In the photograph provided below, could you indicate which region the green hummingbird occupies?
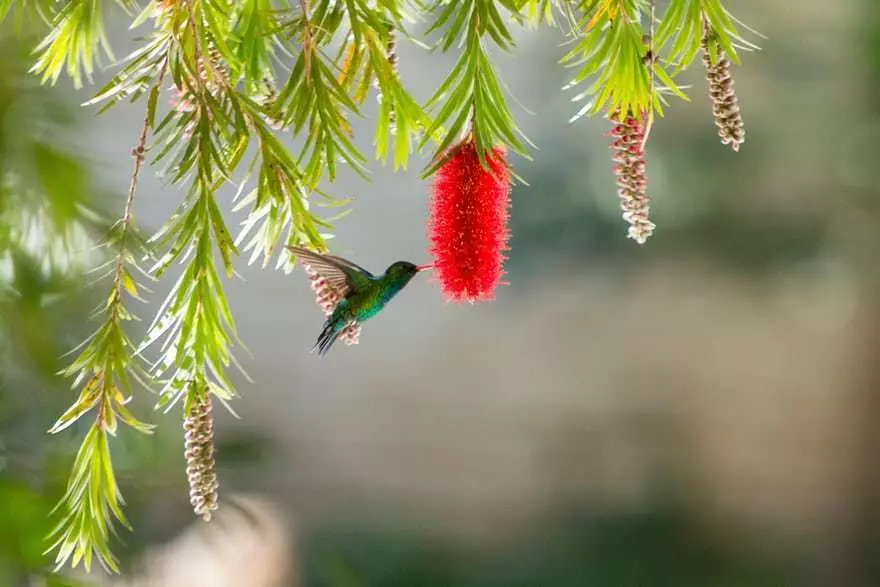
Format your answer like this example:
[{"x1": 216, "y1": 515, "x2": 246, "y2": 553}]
[{"x1": 287, "y1": 246, "x2": 432, "y2": 356}]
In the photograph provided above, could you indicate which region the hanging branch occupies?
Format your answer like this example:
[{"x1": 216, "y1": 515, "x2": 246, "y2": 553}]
[
  {"x1": 701, "y1": 15, "x2": 746, "y2": 150},
  {"x1": 563, "y1": 0, "x2": 756, "y2": 241},
  {"x1": 563, "y1": 0, "x2": 686, "y2": 128},
  {"x1": 46, "y1": 65, "x2": 165, "y2": 573},
  {"x1": 300, "y1": 0, "x2": 429, "y2": 173},
  {"x1": 421, "y1": 0, "x2": 533, "y2": 175},
  {"x1": 31, "y1": 0, "x2": 112, "y2": 88},
  {"x1": 274, "y1": 0, "x2": 367, "y2": 187},
  {"x1": 654, "y1": 0, "x2": 755, "y2": 151},
  {"x1": 137, "y1": 1, "x2": 246, "y2": 525},
  {"x1": 605, "y1": 1, "x2": 655, "y2": 244},
  {"x1": 565, "y1": 0, "x2": 667, "y2": 243}
]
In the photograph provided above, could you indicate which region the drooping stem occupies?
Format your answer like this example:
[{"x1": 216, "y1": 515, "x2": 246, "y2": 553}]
[
  {"x1": 46, "y1": 63, "x2": 167, "y2": 574},
  {"x1": 114, "y1": 64, "x2": 167, "y2": 295},
  {"x1": 299, "y1": 0, "x2": 313, "y2": 82},
  {"x1": 640, "y1": 0, "x2": 656, "y2": 152}
]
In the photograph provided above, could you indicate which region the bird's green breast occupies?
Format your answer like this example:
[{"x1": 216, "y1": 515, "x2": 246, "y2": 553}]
[{"x1": 348, "y1": 278, "x2": 408, "y2": 321}]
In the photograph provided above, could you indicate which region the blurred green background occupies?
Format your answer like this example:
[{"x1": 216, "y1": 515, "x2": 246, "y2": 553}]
[{"x1": 3, "y1": 1, "x2": 880, "y2": 585}]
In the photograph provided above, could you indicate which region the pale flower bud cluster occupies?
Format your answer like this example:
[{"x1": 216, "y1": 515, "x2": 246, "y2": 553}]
[
  {"x1": 608, "y1": 110, "x2": 655, "y2": 244},
  {"x1": 305, "y1": 264, "x2": 361, "y2": 345}
]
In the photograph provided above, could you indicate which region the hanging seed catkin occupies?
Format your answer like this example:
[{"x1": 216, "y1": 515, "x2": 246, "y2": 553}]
[
  {"x1": 609, "y1": 110, "x2": 654, "y2": 244},
  {"x1": 184, "y1": 395, "x2": 219, "y2": 521},
  {"x1": 701, "y1": 25, "x2": 746, "y2": 151}
]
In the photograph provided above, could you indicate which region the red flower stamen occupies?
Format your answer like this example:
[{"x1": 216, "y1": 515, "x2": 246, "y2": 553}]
[{"x1": 427, "y1": 140, "x2": 511, "y2": 303}]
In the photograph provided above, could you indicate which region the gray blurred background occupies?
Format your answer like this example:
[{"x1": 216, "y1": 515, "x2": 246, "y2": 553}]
[{"x1": 4, "y1": 0, "x2": 880, "y2": 585}]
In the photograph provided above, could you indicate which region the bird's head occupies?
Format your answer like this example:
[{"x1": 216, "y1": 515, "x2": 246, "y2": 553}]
[{"x1": 385, "y1": 261, "x2": 432, "y2": 282}]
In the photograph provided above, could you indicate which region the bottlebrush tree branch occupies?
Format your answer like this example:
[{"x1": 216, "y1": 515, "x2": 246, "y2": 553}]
[
  {"x1": 0, "y1": 0, "x2": 761, "y2": 573},
  {"x1": 46, "y1": 67, "x2": 163, "y2": 573},
  {"x1": 30, "y1": 0, "x2": 139, "y2": 88},
  {"x1": 562, "y1": 0, "x2": 687, "y2": 123},
  {"x1": 331, "y1": 1, "x2": 431, "y2": 171},
  {"x1": 136, "y1": 0, "x2": 243, "y2": 435},
  {"x1": 421, "y1": 0, "x2": 533, "y2": 175},
  {"x1": 655, "y1": 0, "x2": 759, "y2": 73},
  {"x1": 274, "y1": 0, "x2": 368, "y2": 187}
]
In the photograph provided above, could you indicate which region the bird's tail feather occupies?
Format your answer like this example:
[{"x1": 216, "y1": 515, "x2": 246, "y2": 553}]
[{"x1": 312, "y1": 318, "x2": 343, "y2": 356}]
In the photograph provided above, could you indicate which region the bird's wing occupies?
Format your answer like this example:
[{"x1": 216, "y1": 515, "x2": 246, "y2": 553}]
[
  {"x1": 287, "y1": 246, "x2": 373, "y2": 297},
  {"x1": 323, "y1": 254, "x2": 375, "y2": 278}
]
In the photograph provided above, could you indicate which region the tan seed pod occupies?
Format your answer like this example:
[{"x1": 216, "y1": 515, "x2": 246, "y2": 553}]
[
  {"x1": 701, "y1": 25, "x2": 746, "y2": 151},
  {"x1": 184, "y1": 395, "x2": 219, "y2": 521}
]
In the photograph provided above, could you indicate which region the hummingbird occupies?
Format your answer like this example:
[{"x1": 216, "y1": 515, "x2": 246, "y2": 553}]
[{"x1": 287, "y1": 246, "x2": 432, "y2": 356}]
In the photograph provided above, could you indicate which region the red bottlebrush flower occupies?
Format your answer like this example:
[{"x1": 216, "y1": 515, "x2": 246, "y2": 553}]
[
  {"x1": 304, "y1": 263, "x2": 361, "y2": 345},
  {"x1": 427, "y1": 141, "x2": 511, "y2": 302}
]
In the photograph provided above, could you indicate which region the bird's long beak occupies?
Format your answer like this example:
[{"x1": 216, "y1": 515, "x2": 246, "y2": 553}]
[{"x1": 416, "y1": 264, "x2": 434, "y2": 272}]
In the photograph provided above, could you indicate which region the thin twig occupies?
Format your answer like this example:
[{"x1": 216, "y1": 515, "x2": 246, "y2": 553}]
[
  {"x1": 299, "y1": 0, "x2": 313, "y2": 82},
  {"x1": 113, "y1": 65, "x2": 168, "y2": 296},
  {"x1": 186, "y1": 1, "x2": 214, "y2": 89},
  {"x1": 185, "y1": 0, "x2": 202, "y2": 79},
  {"x1": 184, "y1": 0, "x2": 229, "y2": 92},
  {"x1": 468, "y1": 13, "x2": 480, "y2": 144},
  {"x1": 640, "y1": 0, "x2": 656, "y2": 152},
  {"x1": 386, "y1": 24, "x2": 398, "y2": 127}
]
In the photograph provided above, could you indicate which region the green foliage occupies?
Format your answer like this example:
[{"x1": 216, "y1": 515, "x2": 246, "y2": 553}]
[
  {"x1": 31, "y1": 0, "x2": 138, "y2": 88},
  {"x1": 520, "y1": 0, "x2": 559, "y2": 27},
  {"x1": 46, "y1": 220, "x2": 154, "y2": 572},
  {"x1": 421, "y1": 0, "x2": 532, "y2": 174},
  {"x1": 47, "y1": 426, "x2": 134, "y2": 573},
  {"x1": 0, "y1": 0, "x2": 759, "y2": 575},
  {"x1": 655, "y1": 0, "x2": 757, "y2": 72}
]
